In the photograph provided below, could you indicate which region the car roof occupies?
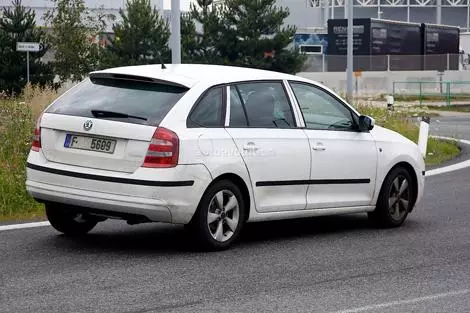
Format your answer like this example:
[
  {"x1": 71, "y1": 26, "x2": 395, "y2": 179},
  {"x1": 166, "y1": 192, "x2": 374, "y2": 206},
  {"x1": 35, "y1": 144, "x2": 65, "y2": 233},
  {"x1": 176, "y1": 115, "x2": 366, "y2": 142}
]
[{"x1": 91, "y1": 64, "x2": 311, "y2": 88}]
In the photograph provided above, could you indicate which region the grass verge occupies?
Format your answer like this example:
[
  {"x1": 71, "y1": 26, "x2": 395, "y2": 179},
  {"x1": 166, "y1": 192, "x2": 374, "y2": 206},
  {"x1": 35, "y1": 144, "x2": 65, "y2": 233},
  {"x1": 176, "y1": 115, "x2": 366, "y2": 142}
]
[
  {"x1": 392, "y1": 94, "x2": 470, "y2": 102},
  {"x1": 357, "y1": 105, "x2": 461, "y2": 166},
  {"x1": 0, "y1": 85, "x2": 57, "y2": 222}
]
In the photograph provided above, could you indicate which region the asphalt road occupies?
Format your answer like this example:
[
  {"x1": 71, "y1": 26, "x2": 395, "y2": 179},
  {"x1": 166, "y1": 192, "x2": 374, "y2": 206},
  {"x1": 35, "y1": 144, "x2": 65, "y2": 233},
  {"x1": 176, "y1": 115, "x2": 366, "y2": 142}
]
[
  {"x1": 430, "y1": 112, "x2": 470, "y2": 139},
  {"x1": 1, "y1": 113, "x2": 469, "y2": 313}
]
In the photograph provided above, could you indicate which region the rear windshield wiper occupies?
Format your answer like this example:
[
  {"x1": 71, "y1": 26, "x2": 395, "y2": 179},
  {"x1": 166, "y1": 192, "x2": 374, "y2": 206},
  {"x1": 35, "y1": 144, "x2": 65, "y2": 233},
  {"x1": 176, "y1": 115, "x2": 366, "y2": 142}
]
[{"x1": 91, "y1": 110, "x2": 148, "y2": 121}]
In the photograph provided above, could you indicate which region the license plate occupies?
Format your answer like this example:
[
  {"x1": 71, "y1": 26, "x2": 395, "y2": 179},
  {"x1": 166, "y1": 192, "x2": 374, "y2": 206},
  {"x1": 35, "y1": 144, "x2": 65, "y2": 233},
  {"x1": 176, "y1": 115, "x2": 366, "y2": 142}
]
[{"x1": 64, "y1": 134, "x2": 116, "y2": 154}]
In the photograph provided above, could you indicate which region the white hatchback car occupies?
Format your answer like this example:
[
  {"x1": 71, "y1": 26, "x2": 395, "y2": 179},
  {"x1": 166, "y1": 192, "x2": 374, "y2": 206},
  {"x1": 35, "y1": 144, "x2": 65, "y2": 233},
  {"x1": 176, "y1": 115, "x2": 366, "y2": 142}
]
[{"x1": 26, "y1": 64, "x2": 425, "y2": 249}]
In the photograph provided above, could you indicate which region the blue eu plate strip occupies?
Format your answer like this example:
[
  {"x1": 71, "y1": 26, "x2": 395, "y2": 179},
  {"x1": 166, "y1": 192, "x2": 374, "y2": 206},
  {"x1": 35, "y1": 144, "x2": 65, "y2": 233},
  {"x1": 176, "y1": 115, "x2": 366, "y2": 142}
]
[{"x1": 64, "y1": 134, "x2": 71, "y2": 148}]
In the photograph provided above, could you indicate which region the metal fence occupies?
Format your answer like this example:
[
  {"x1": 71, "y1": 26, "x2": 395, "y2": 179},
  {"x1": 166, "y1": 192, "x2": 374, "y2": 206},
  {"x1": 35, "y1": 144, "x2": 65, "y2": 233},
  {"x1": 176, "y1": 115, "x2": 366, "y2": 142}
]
[
  {"x1": 392, "y1": 81, "x2": 470, "y2": 106},
  {"x1": 302, "y1": 54, "x2": 468, "y2": 72}
]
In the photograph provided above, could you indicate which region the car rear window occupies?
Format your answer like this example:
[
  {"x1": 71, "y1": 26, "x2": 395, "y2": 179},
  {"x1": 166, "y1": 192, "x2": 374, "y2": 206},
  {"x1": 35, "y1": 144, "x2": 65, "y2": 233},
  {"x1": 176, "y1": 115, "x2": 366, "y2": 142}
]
[{"x1": 46, "y1": 77, "x2": 188, "y2": 126}]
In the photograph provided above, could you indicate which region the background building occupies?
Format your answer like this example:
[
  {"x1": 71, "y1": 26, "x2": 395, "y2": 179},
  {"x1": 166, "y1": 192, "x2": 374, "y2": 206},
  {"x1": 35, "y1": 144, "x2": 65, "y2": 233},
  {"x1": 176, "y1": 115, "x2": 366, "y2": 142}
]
[{"x1": 284, "y1": 0, "x2": 469, "y2": 32}]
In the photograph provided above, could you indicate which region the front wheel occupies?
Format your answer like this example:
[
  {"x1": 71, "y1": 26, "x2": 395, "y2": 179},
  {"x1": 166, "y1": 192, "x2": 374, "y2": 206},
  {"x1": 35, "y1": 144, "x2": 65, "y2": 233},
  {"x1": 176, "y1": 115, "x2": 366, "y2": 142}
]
[
  {"x1": 369, "y1": 166, "x2": 415, "y2": 228},
  {"x1": 46, "y1": 204, "x2": 98, "y2": 236},
  {"x1": 188, "y1": 180, "x2": 246, "y2": 250}
]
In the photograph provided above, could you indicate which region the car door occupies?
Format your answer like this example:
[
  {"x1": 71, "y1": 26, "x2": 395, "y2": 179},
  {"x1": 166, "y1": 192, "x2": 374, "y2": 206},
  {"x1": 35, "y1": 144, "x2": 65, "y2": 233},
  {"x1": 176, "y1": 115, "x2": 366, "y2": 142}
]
[
  {"x1": 224, "y1": 81, "x2": 311, "y2": 212},
  {"x1": 288, "y1": 81, "x2": 378, "y2": 209}
]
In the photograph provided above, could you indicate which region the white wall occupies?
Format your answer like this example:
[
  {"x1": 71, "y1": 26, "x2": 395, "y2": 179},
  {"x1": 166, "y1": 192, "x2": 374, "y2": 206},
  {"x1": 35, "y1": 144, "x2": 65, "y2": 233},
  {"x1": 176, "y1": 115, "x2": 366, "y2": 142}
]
[{"x1": 461, "y1": 33, "x2": 470, "y2": 53}]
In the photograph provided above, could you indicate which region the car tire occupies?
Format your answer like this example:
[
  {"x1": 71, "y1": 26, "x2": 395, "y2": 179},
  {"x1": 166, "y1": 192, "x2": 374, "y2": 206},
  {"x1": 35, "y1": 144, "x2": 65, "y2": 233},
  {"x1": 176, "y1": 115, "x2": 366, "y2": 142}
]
[
  {"x1": 188, "y1": 180, "x2": 246, "y2": 251},
  {"x1": 369, "y1": 166, "x2": 415, "y2": 228},
  {"x1": 46, "y1": 204, "x2": 98, "y2": 236}
]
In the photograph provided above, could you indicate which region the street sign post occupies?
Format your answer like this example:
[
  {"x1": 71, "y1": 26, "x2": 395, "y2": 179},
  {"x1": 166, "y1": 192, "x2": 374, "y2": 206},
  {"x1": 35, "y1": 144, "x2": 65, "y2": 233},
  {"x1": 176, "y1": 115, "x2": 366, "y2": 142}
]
[
  {"x1": 16, "y1": 42, "x2": 43, "y2": 83},
  {"x1": 16, "y1": 42, "x2": 41, "y2": 52}
]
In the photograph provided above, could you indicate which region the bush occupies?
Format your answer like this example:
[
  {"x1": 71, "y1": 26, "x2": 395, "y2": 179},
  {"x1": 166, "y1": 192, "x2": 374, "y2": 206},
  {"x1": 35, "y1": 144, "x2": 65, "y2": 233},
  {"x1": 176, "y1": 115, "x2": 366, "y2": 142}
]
[{"x1": 0, "y1": 85, "x2": 56, "y2": 220}]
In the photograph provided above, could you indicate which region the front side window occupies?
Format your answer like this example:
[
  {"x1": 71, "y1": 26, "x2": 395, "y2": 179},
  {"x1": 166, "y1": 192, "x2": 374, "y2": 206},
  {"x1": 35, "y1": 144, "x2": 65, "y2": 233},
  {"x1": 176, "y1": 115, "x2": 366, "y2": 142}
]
[
  {"x1": 188, "y1": 87, "x2": 224, "y2": 127},
  {"x1": 290, "y1": 82, "x2": 355, "y2": 131},
  {"x1": 235, "y1": 82, "x2": 295, "y2": 128}
]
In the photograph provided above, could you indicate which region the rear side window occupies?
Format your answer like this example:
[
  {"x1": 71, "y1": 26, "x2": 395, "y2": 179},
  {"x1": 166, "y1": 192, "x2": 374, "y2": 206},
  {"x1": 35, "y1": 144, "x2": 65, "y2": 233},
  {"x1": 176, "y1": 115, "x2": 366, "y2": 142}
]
[
  {"x1": 235, "y1": 82, "x2": 295, "y2": 128},
  {"x1": 188, "y1": 87, "x2": 224, "y2": 127},
  {"x1": 229, "y1": 86, "x2": 248, "y2": 127},
  {"x1": 46, "y1": 78, "x2": 188, "y2": 126}
]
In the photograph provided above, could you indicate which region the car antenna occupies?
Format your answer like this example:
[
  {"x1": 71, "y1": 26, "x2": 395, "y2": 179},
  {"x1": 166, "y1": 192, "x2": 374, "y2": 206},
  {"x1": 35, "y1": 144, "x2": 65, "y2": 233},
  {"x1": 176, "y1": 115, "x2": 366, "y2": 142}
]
[
  {"x1": 158, "y1": 51, "x2": 166, "y2": 70},
  {"x1": 158, "y1": 52, "x2": 166, "y2": 69}
]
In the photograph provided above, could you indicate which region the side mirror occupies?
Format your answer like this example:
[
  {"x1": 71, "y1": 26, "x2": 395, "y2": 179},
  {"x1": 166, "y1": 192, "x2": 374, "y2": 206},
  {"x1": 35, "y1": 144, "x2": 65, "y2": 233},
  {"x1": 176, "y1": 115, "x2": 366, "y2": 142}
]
[{"x1": 358, "y1": 115, "x2": 375, "y2": 132}]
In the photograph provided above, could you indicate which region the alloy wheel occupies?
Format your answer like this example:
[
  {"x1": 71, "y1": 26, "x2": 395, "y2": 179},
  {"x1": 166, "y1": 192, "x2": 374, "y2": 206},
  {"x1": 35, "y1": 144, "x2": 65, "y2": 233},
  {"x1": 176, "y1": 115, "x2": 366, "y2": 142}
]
[
  {"x1": 388, "y1": 175, "x2": 411, "y2": 221},
  {"x1": 207, "y1": 190, "x2": 240, "y2": 242}
]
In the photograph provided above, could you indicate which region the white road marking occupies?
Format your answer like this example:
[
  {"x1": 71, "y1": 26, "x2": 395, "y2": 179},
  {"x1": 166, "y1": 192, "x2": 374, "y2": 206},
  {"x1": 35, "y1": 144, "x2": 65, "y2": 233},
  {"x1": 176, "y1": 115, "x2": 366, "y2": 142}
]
[
  {"x1": 0, "y1": 221, "x2": 50, "y2": 231},
  {"x1": 427, "y1": 137, "x2": 470, "y2": 177},
  {"x1": 332, "y1": 289, "x2": 470, "y2": 313}
]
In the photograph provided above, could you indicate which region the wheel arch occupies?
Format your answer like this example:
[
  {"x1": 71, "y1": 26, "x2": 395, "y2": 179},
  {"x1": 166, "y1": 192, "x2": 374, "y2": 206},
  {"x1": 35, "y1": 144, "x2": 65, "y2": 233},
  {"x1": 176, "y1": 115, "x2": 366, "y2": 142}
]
[
  {"x1": 382, "y1": 161, "x2": 419, "y2": 212},
  {"x1": 199, "y1": 173, "x2": 252, "y2": 222}
]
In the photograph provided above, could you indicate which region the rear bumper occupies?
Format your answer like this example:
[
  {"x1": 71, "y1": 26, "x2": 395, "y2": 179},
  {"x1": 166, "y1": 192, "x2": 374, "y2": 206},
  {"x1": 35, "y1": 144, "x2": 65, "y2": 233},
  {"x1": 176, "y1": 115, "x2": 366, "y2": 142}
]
[
  {"x1": 27, "y1": 180, "x2": 173, "y2": 222},
  {"x1": 26, "y1": 151, "x2": 212, "y2": 224}
]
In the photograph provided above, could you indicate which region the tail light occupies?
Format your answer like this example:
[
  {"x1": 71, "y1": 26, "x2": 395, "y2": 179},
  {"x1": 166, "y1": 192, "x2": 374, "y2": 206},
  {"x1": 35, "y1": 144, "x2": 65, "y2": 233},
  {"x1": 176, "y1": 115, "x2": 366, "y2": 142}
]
[
  {"x1": 142, "y1": 127, "x2": 179, "y2": 168},
  {"x1": 31, "y1": 113, "x2": 43, "y2": 152}
]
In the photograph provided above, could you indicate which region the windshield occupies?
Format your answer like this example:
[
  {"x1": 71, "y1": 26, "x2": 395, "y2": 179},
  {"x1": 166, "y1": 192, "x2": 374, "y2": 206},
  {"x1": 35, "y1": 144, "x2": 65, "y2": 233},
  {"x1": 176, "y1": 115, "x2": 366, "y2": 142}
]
[{"x1": 46, "y1": 78, "x2": 188, "y2": 126}]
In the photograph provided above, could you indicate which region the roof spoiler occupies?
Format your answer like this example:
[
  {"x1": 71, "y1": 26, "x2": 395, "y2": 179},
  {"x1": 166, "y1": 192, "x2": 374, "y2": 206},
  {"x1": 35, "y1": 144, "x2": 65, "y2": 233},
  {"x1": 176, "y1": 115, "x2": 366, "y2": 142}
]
[{"x1": 89, "y1": 72, "x2": 189, "y2": 89}]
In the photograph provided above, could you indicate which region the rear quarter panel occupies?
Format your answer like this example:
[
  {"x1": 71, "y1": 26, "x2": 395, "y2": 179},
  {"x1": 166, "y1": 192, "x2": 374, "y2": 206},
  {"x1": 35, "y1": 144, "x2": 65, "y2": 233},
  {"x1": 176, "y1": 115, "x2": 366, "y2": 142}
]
[{"x1": 159, "y1": 81, "x2": 257, "y2": 221}]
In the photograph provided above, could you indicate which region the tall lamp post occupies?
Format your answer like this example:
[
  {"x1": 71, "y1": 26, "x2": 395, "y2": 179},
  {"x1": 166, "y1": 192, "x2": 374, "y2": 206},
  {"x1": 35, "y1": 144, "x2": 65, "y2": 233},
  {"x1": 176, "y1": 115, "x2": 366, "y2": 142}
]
[{"x1": 171, "y1": 0, "x2": 181, "y2": 64}]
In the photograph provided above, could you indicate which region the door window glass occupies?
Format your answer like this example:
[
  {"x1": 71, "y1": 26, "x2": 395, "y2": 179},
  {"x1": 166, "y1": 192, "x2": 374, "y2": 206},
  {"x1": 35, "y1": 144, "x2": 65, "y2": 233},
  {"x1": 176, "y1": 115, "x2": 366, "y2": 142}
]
[
  {"x1": 290, "y1": 82, "x2": 355, "y2": 131},
  {"x1": 235, "y1": 82, "x2": 295, "y2": 128},
  {"x1": 229, "y1": 86, "x2": 248, "y2": 127}
]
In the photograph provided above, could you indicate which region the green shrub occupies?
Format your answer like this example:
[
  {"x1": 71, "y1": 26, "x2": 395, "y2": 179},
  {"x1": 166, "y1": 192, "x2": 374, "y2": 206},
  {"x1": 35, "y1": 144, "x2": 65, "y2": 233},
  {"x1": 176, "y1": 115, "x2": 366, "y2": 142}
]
[{"x1": 0, "y1": 85, "x2": 57, "y2": 221}]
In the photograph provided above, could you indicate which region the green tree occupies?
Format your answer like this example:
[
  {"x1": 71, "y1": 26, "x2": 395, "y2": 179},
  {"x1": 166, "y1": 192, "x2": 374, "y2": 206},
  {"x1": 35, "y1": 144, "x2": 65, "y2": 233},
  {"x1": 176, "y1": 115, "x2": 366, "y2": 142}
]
[
  {"x1": 103, "y1": 0, "x2": 170, "y2": 67},
  {"x1": 44, "y1": 0, "x2": 106, "y2": 82},
  {"x1": 220, "y1": 0, "x2": 305, "y2": 73},
  {"x1": 0, "y1": 0, "x2": 53, "y2": 93},
  {"x1": 181, "y1": 13, "x2": 199, "y2": 63},
  {"x1": 183, "y1": 0, "x2": 224, "y2": 64},
  {"x1": 183, "y1": 0, "x2": 305, "y2": 73}
]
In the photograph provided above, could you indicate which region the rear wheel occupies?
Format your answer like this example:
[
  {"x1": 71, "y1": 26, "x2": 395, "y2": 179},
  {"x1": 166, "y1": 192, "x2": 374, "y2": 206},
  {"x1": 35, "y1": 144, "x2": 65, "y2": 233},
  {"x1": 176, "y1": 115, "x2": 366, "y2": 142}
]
[
  {"x1": 46, "y1": 204, "x2": 98, "y2": 236},
  {"x1": 188, "y1": 180, "x2": 246, "y2": 250},
  {"x1": 369, "y1": 166, "x2": 414, "y2": 227}
]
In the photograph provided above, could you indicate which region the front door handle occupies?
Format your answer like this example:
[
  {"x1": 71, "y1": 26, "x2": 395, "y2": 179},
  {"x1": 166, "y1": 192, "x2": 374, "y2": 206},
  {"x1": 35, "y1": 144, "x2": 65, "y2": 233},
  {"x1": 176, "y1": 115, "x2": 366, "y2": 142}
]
[{"x1": 312, "y1": 143, "x2": 326, "y2": 151}]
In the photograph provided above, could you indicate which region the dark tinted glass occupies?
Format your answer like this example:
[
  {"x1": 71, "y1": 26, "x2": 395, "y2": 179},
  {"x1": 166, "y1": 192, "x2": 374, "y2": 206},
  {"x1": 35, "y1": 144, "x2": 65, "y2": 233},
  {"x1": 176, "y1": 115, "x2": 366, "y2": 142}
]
[
  {"x1": 236, "y1": 82, "x2": 294, "y2": 128},
  {"x1": 189, "y1": 87, "x2": 224, "y2": 127},
  {"x1": 229, "y1": 86, "x2": 248, "y2": 127},
  {"x1": 46, "y1": 78, "x2": 188, "y2": 126}
]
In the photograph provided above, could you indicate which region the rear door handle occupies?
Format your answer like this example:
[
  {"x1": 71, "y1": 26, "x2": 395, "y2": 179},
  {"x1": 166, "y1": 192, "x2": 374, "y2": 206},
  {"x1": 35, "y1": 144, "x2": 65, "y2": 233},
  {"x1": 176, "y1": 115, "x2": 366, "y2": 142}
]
[
  {"x1": 243, "y1": 142, "x2": 258, "y2": 151},
  {"x1": 312, "y1": 143, "x2": 326, "y2": 151}
]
